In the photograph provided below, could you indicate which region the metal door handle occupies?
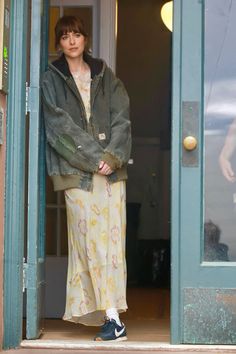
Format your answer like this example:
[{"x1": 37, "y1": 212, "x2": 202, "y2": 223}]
[{"x1": 183, "y1": 136, "x2": 197, "y2": 151}]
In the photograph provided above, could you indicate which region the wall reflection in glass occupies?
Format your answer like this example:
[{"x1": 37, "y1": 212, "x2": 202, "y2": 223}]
[{"x1": 204, "y1": 0, "x2": 236, "y2": 261}]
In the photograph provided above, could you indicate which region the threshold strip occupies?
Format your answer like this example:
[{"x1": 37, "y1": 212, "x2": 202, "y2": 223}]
[{"x1": 21, "y1": 340, "x2": 236, "y2": 352}]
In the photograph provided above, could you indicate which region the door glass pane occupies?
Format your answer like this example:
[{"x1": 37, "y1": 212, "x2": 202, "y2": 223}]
[{"x1": 204, "y1": 0, "x2": 236, "y2": 261}]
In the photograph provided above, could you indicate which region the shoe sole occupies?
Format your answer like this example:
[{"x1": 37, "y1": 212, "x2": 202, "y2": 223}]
[{"x1": 94, "y1": 336, "x2": 127, "y2": 342}]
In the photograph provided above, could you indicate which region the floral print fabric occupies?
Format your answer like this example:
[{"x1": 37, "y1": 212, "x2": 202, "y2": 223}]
[
  {"x1": 72, "y1": 69, "x2": 91, "y2": 122},
  {"x1": 63, "y1": 173, "x2": 128, "y2": 326}
]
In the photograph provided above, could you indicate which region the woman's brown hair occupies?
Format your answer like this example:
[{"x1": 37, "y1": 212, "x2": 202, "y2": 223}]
[{"x1": 55, "y1": 15, "x2": 88, "y2": 49}]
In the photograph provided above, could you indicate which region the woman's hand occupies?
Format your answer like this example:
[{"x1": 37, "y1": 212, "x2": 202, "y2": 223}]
[
  {"x1": 98, "y1": 161, "x2": 113, "y2": 175},
  {"x1": 219, "y1": 154, "x2": 236, "y2": 182},
  {"x1": 218, "y1": 118, "x2": 236, "y2": 182}
]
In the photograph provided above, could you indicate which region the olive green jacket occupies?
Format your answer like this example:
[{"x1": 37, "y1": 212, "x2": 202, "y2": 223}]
[{"x1": 41, "y1": 53, "x2": 131, "y2": 191}]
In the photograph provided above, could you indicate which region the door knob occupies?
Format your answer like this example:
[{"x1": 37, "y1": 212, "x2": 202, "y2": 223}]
[{"x1": 183, "y1": 136, "x2": 197, "y2": 151}]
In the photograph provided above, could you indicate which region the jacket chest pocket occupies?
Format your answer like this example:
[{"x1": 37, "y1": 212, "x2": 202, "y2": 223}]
[{"x1": 90, "y1": 116, "x2": 111, "y2": 147}]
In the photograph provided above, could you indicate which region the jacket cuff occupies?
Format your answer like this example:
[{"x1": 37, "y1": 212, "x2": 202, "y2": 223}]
[{"x1": 101, "y1": 151, "x2": 121, "y2": 170}]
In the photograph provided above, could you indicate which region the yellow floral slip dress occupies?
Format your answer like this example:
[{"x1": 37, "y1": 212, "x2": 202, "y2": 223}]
[{"x1": 63, "y1": 68, "x2": 128, "y2": 326}]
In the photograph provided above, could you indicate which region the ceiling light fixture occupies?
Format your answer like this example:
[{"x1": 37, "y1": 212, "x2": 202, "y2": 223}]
[{"x1": 161, "y1": 1, "x2": 173, "y2": 32}]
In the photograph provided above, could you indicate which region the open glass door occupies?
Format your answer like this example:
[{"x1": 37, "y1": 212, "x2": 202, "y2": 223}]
[
  {"x1": 26, "y1": 0, "x2": 49, "y2": 339},
  {"x1": 172, "y1": 0, "x2": 236, "y2": 344}
]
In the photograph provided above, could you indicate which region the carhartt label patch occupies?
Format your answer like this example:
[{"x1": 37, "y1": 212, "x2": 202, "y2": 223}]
[{"x1": 99, "y1": 133, "x2": 106, "y2": 140}]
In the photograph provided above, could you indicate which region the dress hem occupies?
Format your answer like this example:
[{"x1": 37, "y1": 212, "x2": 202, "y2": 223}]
[{"x1": 63, "y1": 307, "x2": 128, "y2": 326}]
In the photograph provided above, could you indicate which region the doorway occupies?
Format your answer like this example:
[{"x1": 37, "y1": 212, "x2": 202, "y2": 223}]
[
  {"x1": 39, "y1": 0, "x2": 172, "y2": 344},
  {"x1": 6, "y1": 0, "x2": 236, "y2": 348}
]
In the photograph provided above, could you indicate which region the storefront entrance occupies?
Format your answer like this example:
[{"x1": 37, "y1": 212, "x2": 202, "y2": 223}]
[{"x1": 3, "y1": 0, "x2": 236, "y2": 350}]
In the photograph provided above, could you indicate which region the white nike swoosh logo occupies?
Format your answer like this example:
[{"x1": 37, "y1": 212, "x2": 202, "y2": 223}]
[{"x1": 115, "y1": 327, "x2": 125, "y2": 337}]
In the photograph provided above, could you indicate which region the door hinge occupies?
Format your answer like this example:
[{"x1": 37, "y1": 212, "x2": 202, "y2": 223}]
[
  {"x1": 25, "y1": 82, "x2": 29, "y2": 114},
  {"x1": 23, "y1": 257, "x2": 28, "y2": 292},
  {"x1": 26, "y1": 84, "x2": 39, "y2": 114}
]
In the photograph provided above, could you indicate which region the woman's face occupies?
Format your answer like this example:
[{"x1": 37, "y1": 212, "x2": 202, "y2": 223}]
[{"x1": 59, "y1": 31, "x2": 86, "y2": 59}]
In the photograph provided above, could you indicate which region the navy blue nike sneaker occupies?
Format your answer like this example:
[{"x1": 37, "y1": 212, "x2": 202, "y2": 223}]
[{"x1": 94, "y1": 317, "x2": 127, "y2": 341}]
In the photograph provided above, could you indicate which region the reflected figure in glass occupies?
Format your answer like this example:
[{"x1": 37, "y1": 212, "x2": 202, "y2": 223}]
[{"x1": 204, "y1": 0, "x2": 236, "y2": 261}]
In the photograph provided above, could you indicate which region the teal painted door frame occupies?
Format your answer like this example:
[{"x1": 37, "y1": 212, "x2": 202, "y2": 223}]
[
  {"x1": 3, "y1": 0, "x2": 48, "y2": 348},
  {"x1": 3, "y1": 0, "x2": 29, "y2": 349},
  {"x1": 171, "y1": 0, "x2": 182, "y2": 344}
]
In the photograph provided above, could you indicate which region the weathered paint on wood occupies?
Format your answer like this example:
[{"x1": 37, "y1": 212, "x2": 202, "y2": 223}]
[
  {"x1": 26, "y1": 0, "x2": 48, "y2": 339},
  {"x1": 183, "y1": 288, "x2": 236, "y2": 344},
  {"x1": 3, "y1": 0, "x2": 29, "y2": 349}
]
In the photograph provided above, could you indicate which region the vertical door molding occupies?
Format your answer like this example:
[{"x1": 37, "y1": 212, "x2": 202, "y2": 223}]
[
  {"x1": 171, "y1": 0, "x2": 182, "y2": 344},
  {"x1": 26, "y1": 0, "x2": 49, "y2": 339},
  {"x1": 99, "y1": 0, "x2": 117, "y2": 72},
  {"x1": 3, "y1": 0, "x2": 29, "y2": 349}
]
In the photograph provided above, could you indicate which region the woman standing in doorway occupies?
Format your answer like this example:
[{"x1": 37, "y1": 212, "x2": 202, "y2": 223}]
[{"x1": 41, "y1": 15, "x2": 131, "y2": 341}]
